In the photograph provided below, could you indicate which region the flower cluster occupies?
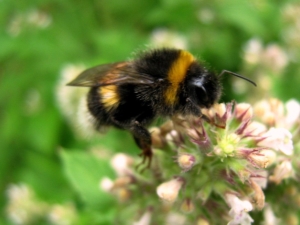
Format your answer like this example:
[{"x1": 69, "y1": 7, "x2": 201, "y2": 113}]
[
  {"x1": 100, "y1": 99, "x2": 300, "y2": 225},
  {"x1": 56, "y1": 64, "x2": 98, "y2": 139},
  {"x1": 6, "y1": 8, "x2": 52, "y2": 37},
  {"x1": 6, "y1": 184, "x2": 77, "y2": 225}
]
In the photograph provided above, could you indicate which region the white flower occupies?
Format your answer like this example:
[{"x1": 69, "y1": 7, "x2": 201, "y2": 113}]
[
  {"x1": 166, "y1": 212, "x2": 186, "y2": 225},
  {"x1": 285, "y1": 99, "x2": 300, "y2": 128},
  {"x1": 263, "y1": 205, "x2": 280, "y2": 225},
  {"x1": 27, "y1": 9, "x2": 52, "y2": 28},
  {"x1": 243, "y1": 121, "x2": 267, "y2": 136},
  {"x1": 225, "y1": 194, "x2": 254, "y2": 225},
  {"x1": 150, "y1": 28, "x2": 187, "y2": 49},
  {"x1": 56, "y1": 64, "x2": 87, "y2": 119},
  {"x1": 251, "y1": 170, "x2": 268, "y2": 189},
  {"x1": 243, "y1": 38, "x2": 263, "y2": 65},
  {"x1": 262, "y1": 44, "x2": 288, "y2": 72},
  {"x1": 258, "y1": 128, "x2": 293, "y2": 155},
  {"x1": 48, "y1": 203, "x2": 77, "y2": 225},
  {"x1": 269, "y1": 160, "x2": 294, "y2": 184},
  {"x1": 197, "y1": 8, "x2": 215, "y2": 24},
  {"x1": 99, "y1": 177, "x2": 114, "y2": 192},
  {"x1": 156, "y1": 177, "x2": 184, "y2": 203},
  {"x1": 110, "y1": 153, "x2": 133, "y2": 176},
  {"x1": 133, "y1": 209, "x2": 152, "y2": 225},
  {"x1": 6, "y1": 184, "x2": 48, "y2": 225}
]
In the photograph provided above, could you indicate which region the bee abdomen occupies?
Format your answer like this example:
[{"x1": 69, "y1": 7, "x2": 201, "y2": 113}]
[
  {"x1": 87, "y1": 87, "x2": 113, "y2": 128},
  {"x1": 98, "y1": 85, "x2": 120, "y2": 110}
]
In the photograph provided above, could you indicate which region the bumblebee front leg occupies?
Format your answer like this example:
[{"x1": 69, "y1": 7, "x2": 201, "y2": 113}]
[{"x1": 129, "y1": 121, "x2": 153, "y2": 170}]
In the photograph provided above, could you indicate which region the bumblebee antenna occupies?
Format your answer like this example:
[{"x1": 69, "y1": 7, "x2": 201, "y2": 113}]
[{"x1": 219, "y1": 70, "x2": 257, "y2": 87}]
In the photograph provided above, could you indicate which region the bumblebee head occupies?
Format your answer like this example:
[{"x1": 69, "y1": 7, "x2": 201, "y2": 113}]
[{"x1": 186, "y1": 63, "x2": 222, "y2": 108}]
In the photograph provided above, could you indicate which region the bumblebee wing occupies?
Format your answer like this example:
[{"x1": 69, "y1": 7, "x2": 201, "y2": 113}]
[{"x1": 66, "y1": 62, "x2": 155, "y2": 87}]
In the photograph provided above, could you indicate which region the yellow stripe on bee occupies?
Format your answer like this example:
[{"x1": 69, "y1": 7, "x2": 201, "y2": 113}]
[
  {"x1": 165, "y1": 50, "x2": 195, "y2": 105},
  {"x1": 99, "y1": 85, "x2": 119, "y2": 110}
]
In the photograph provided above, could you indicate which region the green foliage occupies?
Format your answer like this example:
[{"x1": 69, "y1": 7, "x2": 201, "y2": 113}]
[
  {"x1": 60, "y1": 150, "x2": 115, "y2": 209},
  {"x1": 1, "y1": 0, "x2": 299, "y2": 224}
]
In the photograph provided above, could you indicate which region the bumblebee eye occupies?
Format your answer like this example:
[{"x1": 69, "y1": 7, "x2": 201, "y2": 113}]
[
  {"x1": 196, "y1": 86, "x2": 208, "y2": 100},
  {"x1": 190, "y1": 77, "x2": 207, "y2": 96},
  {"x1": 188, "y1": 77, "x2": 210, "y2": 106}
]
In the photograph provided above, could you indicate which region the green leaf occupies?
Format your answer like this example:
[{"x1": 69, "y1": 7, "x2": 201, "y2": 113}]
[
  {"x1": 60, "y1": 150, "x2": 115, "y2": 209},
  {"x1": 217, "y1": 0, "x2": 265, "y2": 35}
]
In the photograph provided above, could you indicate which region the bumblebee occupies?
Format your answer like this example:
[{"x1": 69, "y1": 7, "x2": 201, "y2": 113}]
[{"x1": 67, "y1": 48, "x2": 255, "y2": 167}]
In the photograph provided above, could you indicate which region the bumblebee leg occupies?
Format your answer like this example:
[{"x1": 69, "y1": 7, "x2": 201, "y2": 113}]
[
  {"x1": 130, "y1": 121, "x2": 153, "y2": 171},
  {"x1": 186, "y1": 98, "x2": 225, "y2": 128},
  {"x1": 198, "y1": 111, "x2": 225, "y2": 129}
]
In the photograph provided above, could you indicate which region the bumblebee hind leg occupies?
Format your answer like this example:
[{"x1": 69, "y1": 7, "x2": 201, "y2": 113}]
[
  {"x1": 111, "y1": 117, "x2": 153, "y2": 171},
  {"x1": 130, "y1": 121, "x2": 153, "y2": 171}
]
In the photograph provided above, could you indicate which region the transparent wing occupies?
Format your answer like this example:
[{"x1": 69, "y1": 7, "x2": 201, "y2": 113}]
[{"x1": 66, "y1": 62, "x2": 155, "y2": 87}]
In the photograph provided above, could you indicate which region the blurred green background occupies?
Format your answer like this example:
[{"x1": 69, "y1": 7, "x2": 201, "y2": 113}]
[{"x1": 1, "y1": 0, "x2": 300, "y2": 224}]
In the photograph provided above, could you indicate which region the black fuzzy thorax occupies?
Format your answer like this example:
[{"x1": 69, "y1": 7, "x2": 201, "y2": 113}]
[
  {"x1": 133, "y1": 49, "x2": 183, "y2": 115},
  {"x1": 133, "y1": 48, "x2": 181, "y2": 80}
]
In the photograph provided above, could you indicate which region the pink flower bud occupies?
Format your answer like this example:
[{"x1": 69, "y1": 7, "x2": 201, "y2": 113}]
[
  {"x1": 177, "y1": 153, "x2": 196, "y2": 172},
  {"x1": 234, "y1": 103, "x2": 253, "y2": 121}
]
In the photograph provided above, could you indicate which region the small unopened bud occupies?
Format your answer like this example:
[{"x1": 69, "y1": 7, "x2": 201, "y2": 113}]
[
  {"x1": 269, "y1": 160, "x2": 294, "y2": 184},
  {"x1": 159, "y1": 120, "x2": 173, "y2": 135},
  {"x1": 99, "y1": 177, "x2": 114, "y2": 192},
  {"x1": 197, "y1": 218, "x2": 210, "y2": 225},
  {"x1": 116, "y1": 188, "x2": 131, "y2": 202},
  {"x1": 110, "y1": 153, "x2": 134, "y2": 176},
  {"x1": 166, "y1": 212, "x2": 186, "y2": 225},
  {"x1": 238, "y1": 170, "x2": 251, "y2": 183},
  {"x1": 250, "y1": 179, "x2": 265, "y2": 210},
  {"x1": 251, "y1": 170, "x2": 268, "y2": 189},
  {"x1": 235, "y1": 103, "x2": 253, "y2": 121},
  {"x1": 113, "y1": 176, "x2": 134, "y2": 189},
  {"x1": 133, "y1": 208, "x2": 152, "y2": 225},
  {"x1": 263, "y1": 205, "x2": 280, "y2": 225},
  {"x1": 166, "y1": 130, "x2": 184, "y2": 146},
  {"x1": 204, "y1": 103, "x2": 229, "y2": 128},
  {"x1": 247, "y1": 150, "x2": 276, "y2": 168},
  {"x1": 254, "y1": 100, "x2": 270, "y2": 118},
  {"x1": 214, "y1": 103, "x2": 227, "y2": 116},
  {"x1": 150, "y1": 127, "x2": 165, "y2": 148},
  {"x1": 180, "y1": 198, "x2": 194, "y2": 213},
  {"x1": 243, "y1": 121, "x2": 266, "y2": 136},
  {"x1": 177, "y1": 153, "x2": 196, "y2": 172},
  {"x1": 156, "y1": 177, "x2": 184, "y2": 203}
]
